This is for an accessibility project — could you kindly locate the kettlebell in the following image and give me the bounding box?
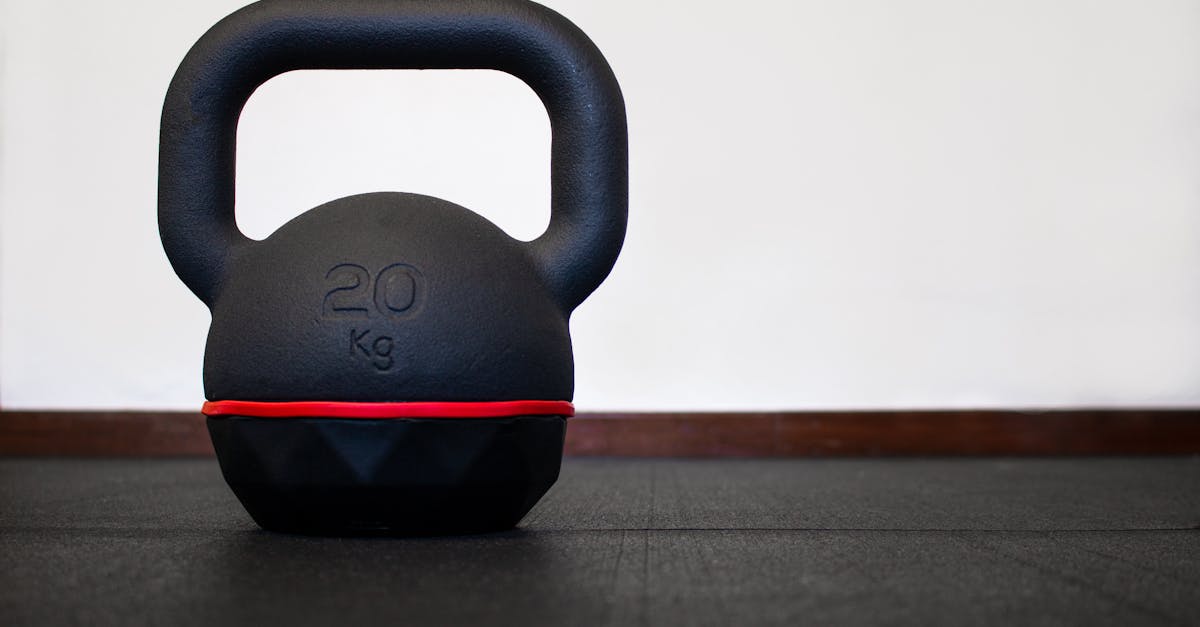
[159,0,626,535]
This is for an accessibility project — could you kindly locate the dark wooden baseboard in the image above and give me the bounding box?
[2,409,1199,457]
[0,412,214,457]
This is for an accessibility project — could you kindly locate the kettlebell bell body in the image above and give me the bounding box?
[159,0,627,535]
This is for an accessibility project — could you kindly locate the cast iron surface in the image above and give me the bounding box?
[201,194,577,402]
[159,0,627,401]
[2,458,1199,625]
[208,415,566,535]
[157,0,627,535]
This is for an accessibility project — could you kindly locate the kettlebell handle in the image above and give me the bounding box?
[159,0,627,311]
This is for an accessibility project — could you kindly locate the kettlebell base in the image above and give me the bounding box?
[207,415,566,536]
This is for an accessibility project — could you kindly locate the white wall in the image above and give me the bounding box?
[3,0,1200,411]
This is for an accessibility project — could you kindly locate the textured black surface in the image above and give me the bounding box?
[200,194,578,402]
[159,0,628,402]
[208,415,566,534]
[2,458,1198,626]
[158,0,627,321]
[158,0,628,533]
[160,0,628,403]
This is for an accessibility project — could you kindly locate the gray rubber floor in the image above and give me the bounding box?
[2,458,1198,626]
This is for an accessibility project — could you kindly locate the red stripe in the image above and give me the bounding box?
[201,400,574,419]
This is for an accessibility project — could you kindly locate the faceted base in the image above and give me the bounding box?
[207,415,566,536]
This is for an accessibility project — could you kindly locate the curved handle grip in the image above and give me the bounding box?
[159,0,627,310]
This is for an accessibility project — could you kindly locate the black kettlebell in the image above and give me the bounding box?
[159,0,626,535]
